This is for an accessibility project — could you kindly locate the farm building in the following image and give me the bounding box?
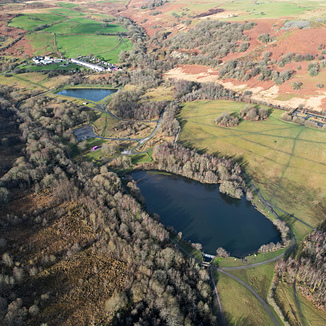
[70,58,105,72]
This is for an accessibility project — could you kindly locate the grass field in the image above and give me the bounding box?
[22,62,80,72]
[179,100,326,234]
[8,11,131,62]
[222,0,311,20]
[214,247,287,268]
[215,271,275,325]
[162,0,317,21]
[57,2,79,8]
[56,34,121,58]
[100,38,133,62]
[228,262,276,299]
[44,17,126,34]
[92,112,156,139]
[0,72,70,90]
[94,38,133,62]
[275,280,326,326]
[140,85,174,102]
[131,151,154,164]
[9,13,64,31]
[49,8,85,16]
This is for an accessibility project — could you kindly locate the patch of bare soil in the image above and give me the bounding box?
[165,65,326,112]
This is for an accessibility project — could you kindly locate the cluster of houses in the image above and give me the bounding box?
[32,55,120,73]
[32,56,65,65]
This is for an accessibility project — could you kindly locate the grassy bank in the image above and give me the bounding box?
[275,280,326,326]
[214,271,276,325]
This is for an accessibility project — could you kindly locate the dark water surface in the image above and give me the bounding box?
[58,88,117,101]
[132,170,281,258]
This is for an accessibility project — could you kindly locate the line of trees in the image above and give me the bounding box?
[151,142,246,199]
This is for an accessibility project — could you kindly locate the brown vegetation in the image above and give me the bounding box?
[276,230,326,312]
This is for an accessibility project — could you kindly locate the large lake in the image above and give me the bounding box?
[132,170,281,258]
[58,88,117,101]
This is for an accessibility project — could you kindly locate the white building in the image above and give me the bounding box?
[70,58,105,72]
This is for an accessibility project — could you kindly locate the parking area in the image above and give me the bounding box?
[73,125,97,141]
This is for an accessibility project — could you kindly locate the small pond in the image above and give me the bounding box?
[132,170,281,258]
[58,88,117,102]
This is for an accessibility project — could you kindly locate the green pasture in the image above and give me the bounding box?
[57,2,79,8]
[215,271,275,326]
[131,151,154,165]
[100,38,133,62]
[44,17,126,34]
[9,13,64,31]
[56,34,121,59]
[22,62,80,72]
[228,262,276,300]
[165,0,317,20]
[179,100,326,231]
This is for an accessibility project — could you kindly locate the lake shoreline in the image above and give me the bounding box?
[129,169,283,259]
